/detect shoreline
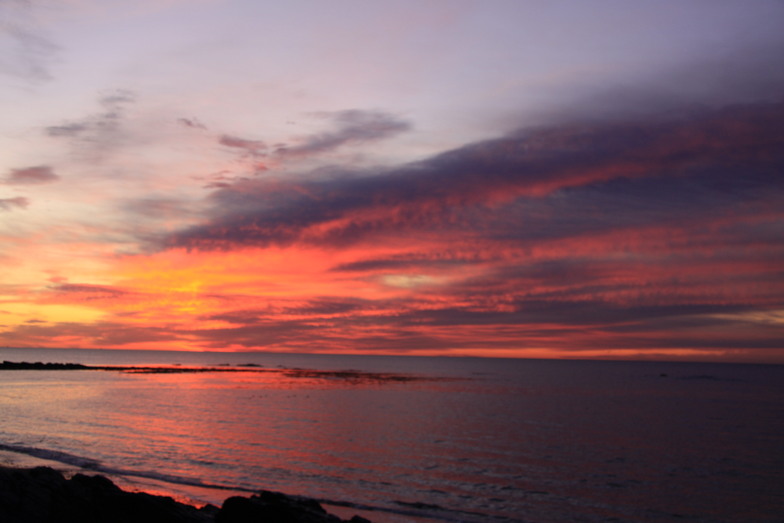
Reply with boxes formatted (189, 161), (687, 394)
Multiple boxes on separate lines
(0, 362), (448, 523)
(0, 449), (438, 523)
(0, 464), (373, 523)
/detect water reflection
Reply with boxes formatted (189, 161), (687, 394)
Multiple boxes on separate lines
(2, 358), (783, 522)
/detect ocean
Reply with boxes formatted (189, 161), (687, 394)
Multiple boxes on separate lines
(0, 348), (781, 522)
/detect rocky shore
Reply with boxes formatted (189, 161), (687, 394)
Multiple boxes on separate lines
(0, 466), (372, 523)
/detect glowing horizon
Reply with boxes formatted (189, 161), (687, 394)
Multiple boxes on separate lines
(2, 1), (783, 363)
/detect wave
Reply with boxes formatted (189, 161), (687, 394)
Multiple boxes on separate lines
(0, 443), (102, 470)
(0, 442), (246, 491)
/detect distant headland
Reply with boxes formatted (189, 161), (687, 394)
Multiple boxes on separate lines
(0, 360), (430, 383)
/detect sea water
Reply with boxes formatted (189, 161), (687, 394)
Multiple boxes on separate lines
(0, 348), (782, 522)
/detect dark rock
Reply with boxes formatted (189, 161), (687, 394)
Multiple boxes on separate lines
(0, 466), (371, 523)
(0, 466), (214, 523)
(217, 491), (342, 523)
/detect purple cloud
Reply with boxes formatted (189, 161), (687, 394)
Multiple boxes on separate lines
(274, 109), (411, 158)
(163, 99), (784, 251)
(219, 134), (267, 156)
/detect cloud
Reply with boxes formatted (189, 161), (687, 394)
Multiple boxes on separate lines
(45, 122), (89, 138)
(0, 2), (59, 82)
(134, 94), (784, 358)
(164, 99), (784, 251)
(213, 134), (270, 177)
(178, 117), (207, 130)
(0, 320), (180, 348)
(332, 255), (465, 273)
(218, 134), (267, 156)
(0, 197), (29, 211)
(205, 110), (411, 182)
(44, 90), (136, 156)
(49, 283), (129, 301)
(3, 165), (59, 185)
(274, 109), (411, 158)
(185, 295), (784, 355)
(515, 36), (784, 130)
(119, 197), (201, 240)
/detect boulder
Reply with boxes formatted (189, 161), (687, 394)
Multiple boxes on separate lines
(218, 491), (343, 523)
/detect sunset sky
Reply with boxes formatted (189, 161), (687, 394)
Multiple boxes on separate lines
(1, 0), (783, 362)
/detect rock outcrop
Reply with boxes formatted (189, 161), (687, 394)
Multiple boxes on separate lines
(0, 466), (371, 523)
(218, 491), (370, 523)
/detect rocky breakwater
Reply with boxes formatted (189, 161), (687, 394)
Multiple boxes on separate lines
(0, 466), (372, 523)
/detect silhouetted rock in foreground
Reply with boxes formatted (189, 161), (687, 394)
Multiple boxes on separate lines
(0, 466), (371, 523)
(217, 492), (370, 523)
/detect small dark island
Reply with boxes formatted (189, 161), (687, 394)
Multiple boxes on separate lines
(0, 466), (371, 523)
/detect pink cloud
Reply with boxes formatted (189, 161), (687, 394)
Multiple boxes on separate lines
(3, 165), (59, 185)
(0, 197), (30, 210)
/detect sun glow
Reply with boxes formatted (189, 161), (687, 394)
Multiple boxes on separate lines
(0, 303), (106, 325)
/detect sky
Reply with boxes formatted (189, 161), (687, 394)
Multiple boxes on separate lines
(1, 0), (783, 362)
